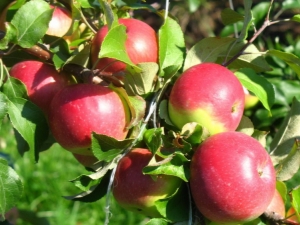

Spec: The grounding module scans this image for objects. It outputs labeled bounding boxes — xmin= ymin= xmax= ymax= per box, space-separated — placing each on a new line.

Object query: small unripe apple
xmin=243 ymin=86 xmax=259 ymax=110
xmin=168 ymin=63 xmax=245 ymax=135
xmin=113 ymin=148 xmax=182 ymax=218
xmin=46 ymin=5 xmax=72 ymax=37
xmin=48 ymin=83 xmax=130 ymax=155
xmin=190 ymin=131 xmax=276 ymax=224
xmin=9 ymin=60 xmax=70 ymax=113
xmin=90 ymin=18 xmax=158 ymax=74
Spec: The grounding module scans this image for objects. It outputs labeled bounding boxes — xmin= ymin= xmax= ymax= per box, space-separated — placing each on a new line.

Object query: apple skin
xmin=48 ymin=83 xmax=130 ymax=155
xmin=73 ymin=153 xmax=98 ymax=167
xmin=46 ymin=5 xmax=72 ymax=37
xmin=112 ymin=148 xmax=182 ymax=218
xmin=9 ymin=60 xmax=70 ymax=113
xmin=190 ymin=131 xmax=276 ymax=224
xmin=243 ymin=86 xmax=259 ymax=110
xmin=168 ymin=63 xmax=245 ymax=135
xmin=90 ymin=18 xmax=158 ymax=74
xmin=264 ymin=189 xmax=286 ymax=219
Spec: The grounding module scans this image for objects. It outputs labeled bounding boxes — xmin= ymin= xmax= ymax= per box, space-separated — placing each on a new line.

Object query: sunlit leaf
xmin=143 ymin=128 xmax=163 ymax=154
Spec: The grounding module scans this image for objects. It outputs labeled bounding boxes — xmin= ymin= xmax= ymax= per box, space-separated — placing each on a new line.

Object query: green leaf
xmin=0 ymin=158 xmax=23 ymax=217
xmin=234 ymin=68 xmax=275 ymax=113
xmin=188 ymin=0 xmax=201 ymax=12
xmin=221 ymin=8 xmax=244 ymax=25
xmin=143 ymin=152 xmax=190 ymax=182
xmin=143 ymin=128 xmax=163 ymax=154
xmin=10 ymin=0 xmax=53 ymax=48
xmin=180 ymin=122 xmax=209 ymax=146
xmin=7 ymin=97 xmax=49 ymax=162
xmin=183 ymin=37 xmax=237 ymax=71
xmin=291 ymin=186 xmax=300 ymax=215
xmin=266 ymin=49 xmax=300 ymax=79
xmin=70 ymin=155 xmax=120 ymax=192
xmin=276 ymin=180 xmax=287 ymax=204
xmin=251 ymin=129 xmax=268 ymax=148
xmin=155 ymin=184 xmax=189 ymax=222
xmin=236 ymin=115 xmax=254 ymax=136
xmin=276 ymin=140 xmax=300 ymax=181
xmin=91 ymin=132 xmax=133 ymax=162
xmin=99 ymin=0 xmax=118 ymax=29
xmin=98 ymin=24 xmax=140 ymax=72
xmin=270 ymin=98 xmax=300 ymax=164
xmin=0 ymin=92 xmax=8 ymax=128
xmin=2 ymin=76 xmax=28 ymax=100
xmin=159 ymin=17 xmax=185 ymax=78
xmin=158 ymin=100 xmax=173 ymax=126
xmin=125 ymin=62 xmax=159 ymax=96
xmin=238 ymin=0 xmax=253 ymax=41
xmin=283 ymin=0 xmax=300 ymax=10
xmin=145 ymin=218 xmax=170 ymax=225
xmin=0 ymin=23 xmax=17 ymax=50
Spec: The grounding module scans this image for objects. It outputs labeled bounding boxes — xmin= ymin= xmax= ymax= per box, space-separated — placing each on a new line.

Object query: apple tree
xmin=0 ymin=0 xmax=300 ymax=224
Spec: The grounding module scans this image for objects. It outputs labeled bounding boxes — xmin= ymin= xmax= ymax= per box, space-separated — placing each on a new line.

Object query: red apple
xmin=190 ymin=131 xmax=276 ymax=224
xmin=9 ymin=60 xmax=70 ymax=113
xmin=112 ymin=148 xmax=182 ymax=218
xmin=90 ymin=18 xmax=158 ymax=74
xmin=46 ymin=5 xmax=72 ymax=37
xmin=73 ymin=153 xmax=98 ymax=167
xmin=168 ymin=63 xmax=245 ymax=135
xmin=264 ymin=189 xmax=286 ymax=219
xmin=48 ymin=83 xmax=130 ymax=155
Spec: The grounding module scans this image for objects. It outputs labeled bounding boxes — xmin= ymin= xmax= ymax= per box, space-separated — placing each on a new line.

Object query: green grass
xmin=0 ymin=118 xmax=147 ymax=225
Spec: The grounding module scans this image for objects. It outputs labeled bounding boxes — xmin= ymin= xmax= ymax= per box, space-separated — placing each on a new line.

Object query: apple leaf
xmin=221 ymin=8 xmax=244 ymax=25
xmin=1 ymin=76 xmax=28 ymax=100
xmin=145 ymin=218 xmax=170 ymax=225
xmin=143 ymin=128 xmax=163 ymax=155
xmin=143 ymin=152 xmax=190 ymax=182
xmin=291 ymin=14 xmax=300 ymax=23
xmin=290 ymin=186 xmax=300 ymax=216
xmin=65 ymin=43 xmax=93 ymax=68
xmin=125 ymin=62 xmax=159 ymax=96
xmin=158 ymin=100 xmax=173 ymax=126
xmin=158 ymin=17 xmax=185 ymax=79
xmin=266 ymin=49 xmax=300 ymax=79
xmin=0 ymin=92 xmax=8 ymax=129
xmin=236 ymin=115 xmax=254 ymax=136
xmin=276 ymin=180 xmax=287 ymax=204
xmin=234 ymin=68 xmax=275 ymax=113
xmin=155 ymin=184 xmax=189 ymax=222
xmin=10 ymin=0 xmax=53 ymax=48
xmin=180 ymin=122 xmax=209 ymax=146
xmin=275 ymin=140 xmax=300 ymax=181
xmin=270 ymin=98 xmax=300 ymax=164
xmin=110 ymin=85 xmax=146 ymax=129
xmin=238 ymin=0 xmax=253 ymax=41
xmin=0 ymin=158 xmax=23 ymax=218
xmin=70 ymin=155 xmax=121 ymax=192
xmin=251 ymin=129 xmax=268 ymax=148
xmin=64 ymin=171 xmax=111 ymax=203
xmin=7 ymin=97 xmax=49 ymax=162
xmin=98 ymin=24 xmax=141 ymax=72
xmin=183 ymin=37 xmax=237 ymax=71
xmin=0 ymin=23 xmax=18 ymax=50
xmin=91 ymin=132 xmax=133 ymax=162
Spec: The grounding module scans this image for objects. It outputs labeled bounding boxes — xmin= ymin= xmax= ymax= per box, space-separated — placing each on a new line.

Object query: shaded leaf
xmin=234 ymin=68 xmax=275 ymax=113
xmin=10 ymin=0 xmax=53 ymax=48
xmin=221 ymin=8 xmax=244 ymax=25
xmin=158 ymin=100 xmax=173 ymax=125
xmin=251 ymin=129 xmax=268 ymax=148
xmin=2 ymin=76 xmax=28 ymax=100
xmin=236 ymin=115 xmax=254 ymax=136
xmin=143 ymin=128 xmax=163 ymax=154
xmin=238 ymin=0 xmax=253 ymax=41
xmin=0 ymin=92 xmax=8 ymax=128
xmin=180 ymin=122 xmax=209 ymax=146
xmin=159 ymin=17 xmax=185 ymax=78
xmin=0 ymin=158 xmax=23 ymax=217
xmin=270 ymin=98 xmax=300 ymax=164
xmin=276 ymin=140 xmax=300 ymax=181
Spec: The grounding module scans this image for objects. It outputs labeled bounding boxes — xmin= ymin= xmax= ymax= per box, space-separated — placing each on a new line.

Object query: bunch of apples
xmin=7 ymin=3 xmax=288 ymax=225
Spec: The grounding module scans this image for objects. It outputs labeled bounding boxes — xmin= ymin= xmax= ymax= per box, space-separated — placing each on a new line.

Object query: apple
xmin=190 ymin=131 xmax=276 ymax=224
xmin=90 ymin=18 xmax=158 ymax=74
xmin=9 ymin=60 xmax=70 ymax=113
xmin=112 ymin=148 xmax=182 ymax=218
xmin=243 ymin=86 xmax=259 ymax=110
xmin=73 ymin=153 xmax=98 ymax=167
xmin=48 ymin=83 xmax=130 ymax=155
xmin=168 ymin=63 xmax=245 ymax=135
xmin=264 ymin=189 xmax=286 ymax=219
xmin=46 ymin=5 xmax=72 ymax=37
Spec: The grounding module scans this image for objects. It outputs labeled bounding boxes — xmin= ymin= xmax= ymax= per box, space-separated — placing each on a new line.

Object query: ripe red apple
xmin=48 ymin=83 xmax=130 ymax=155
xmin=264 ymin=189 xmax=286 ymax=219
xmin=113 ymin=148 xmax=182 ymax=218
xmin=190 ymin=131 xmax=276 ymax=224
xmin=90 ymin=18 xmax=158 ymax=74
xmin=46 ymin=5 xmax=72 ymax=37
xmin=72 ymin=153 xmax=98 ymax=167
xmin=9 ymin=60 xmax=70 ymax=113
xmin=168 ymin=63 xmax=245 ymax=135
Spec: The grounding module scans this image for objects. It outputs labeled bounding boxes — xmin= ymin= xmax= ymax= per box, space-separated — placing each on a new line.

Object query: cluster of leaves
xmin=0 ymin=0 xmax=300 ymax=224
